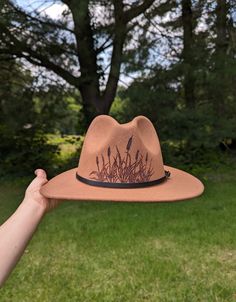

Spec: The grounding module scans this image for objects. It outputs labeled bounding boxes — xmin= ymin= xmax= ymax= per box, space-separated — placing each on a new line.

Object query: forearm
xmin=0 ymin=199 xmax=46 ymax=287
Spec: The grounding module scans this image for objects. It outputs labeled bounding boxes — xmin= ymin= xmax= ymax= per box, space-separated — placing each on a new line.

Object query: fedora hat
xmin=40 ymin=115 xmax=204 ymax=202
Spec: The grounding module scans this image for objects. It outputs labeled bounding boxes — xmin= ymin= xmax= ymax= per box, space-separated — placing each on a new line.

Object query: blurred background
xmin=0 ymin=0 xmax=236 ymax=177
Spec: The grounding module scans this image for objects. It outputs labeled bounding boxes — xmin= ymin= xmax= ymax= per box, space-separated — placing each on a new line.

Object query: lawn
xmin=0 ymin=167 xmax=236 ymax=302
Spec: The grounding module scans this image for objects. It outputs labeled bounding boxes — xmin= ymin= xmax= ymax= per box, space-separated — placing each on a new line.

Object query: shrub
xmin=0 ymin=127 xmax=59 ymax=177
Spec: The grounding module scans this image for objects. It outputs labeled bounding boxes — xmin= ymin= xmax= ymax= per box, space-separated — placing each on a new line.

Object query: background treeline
xmin=0 ymin=0 xmax=236 ymax=176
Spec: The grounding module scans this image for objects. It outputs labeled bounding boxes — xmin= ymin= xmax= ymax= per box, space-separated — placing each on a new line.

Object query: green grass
xmin=0 ymin=168 xmax=236 ymax=302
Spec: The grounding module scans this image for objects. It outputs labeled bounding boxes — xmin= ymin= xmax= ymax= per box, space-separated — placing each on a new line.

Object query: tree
xmin=182 ymin=0 xmax=195 ymax=108
xmin=0 ymin=0 xmax=161 ymax=125
xmin=0 ymin=59 xmax=35 ymax=131
xmin=213 ymin=0 xmax=229 ymax=115
xmin=0 ymin=59 xmax=60 ymax=176
xmin=112 ymin=0 xmax=236 ymax=161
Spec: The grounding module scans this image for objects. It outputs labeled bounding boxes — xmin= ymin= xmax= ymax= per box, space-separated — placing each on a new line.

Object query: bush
xmin=0 ymin=127 xmax=59 ymax=177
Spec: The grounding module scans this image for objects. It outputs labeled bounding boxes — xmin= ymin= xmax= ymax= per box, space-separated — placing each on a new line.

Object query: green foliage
xmin=111 ymin=74 xmax=236 ymax=168
xmin=0 ymin=127 xmax=59 ymax=177
xmin=33 ymin=87 xmax=82 ymax=135
xmin=110 ymin=70 xmax=176 ymax=123
xmin=0 ymin=61 xmax=73 ymax=176
xmin=46 ymin=134 xmax=84 ymax=177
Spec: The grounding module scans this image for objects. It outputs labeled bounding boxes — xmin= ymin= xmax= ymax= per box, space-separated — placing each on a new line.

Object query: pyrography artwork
xmin=89 ymin=135 xmax=154 ymax=183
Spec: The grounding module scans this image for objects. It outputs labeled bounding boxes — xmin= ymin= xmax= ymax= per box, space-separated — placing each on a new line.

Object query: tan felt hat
xmin=40 ymin=115 xmax=204 ymax=202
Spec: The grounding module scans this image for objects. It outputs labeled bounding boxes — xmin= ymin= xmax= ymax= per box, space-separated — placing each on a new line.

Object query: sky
xmin=16 ymin=0 xmax=68 ymax=19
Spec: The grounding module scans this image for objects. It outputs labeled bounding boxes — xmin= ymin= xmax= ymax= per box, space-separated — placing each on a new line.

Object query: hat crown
xmin=77 ymin=115 xmax=165 ymax=183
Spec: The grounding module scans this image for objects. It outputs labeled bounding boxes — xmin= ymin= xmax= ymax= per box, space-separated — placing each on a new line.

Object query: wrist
xmin=22 ymin=198 xmax=47 ymax=217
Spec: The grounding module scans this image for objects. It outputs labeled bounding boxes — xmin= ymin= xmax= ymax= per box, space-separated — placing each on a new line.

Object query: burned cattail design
xmin=126 ymin=135 xmax=133 ymax=151
xmin=96 ymin=156 xmax=99 ymax=171
xmin=107 ymin=146 xmax=111 ymax=158
xmin=89 ymin=135 xmax=154 ymax=183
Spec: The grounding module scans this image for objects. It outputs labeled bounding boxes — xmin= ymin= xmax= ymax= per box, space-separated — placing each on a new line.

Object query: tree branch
xmin=102 ymin=0 xmax=126 ymax=109
xmin=124 ymin=0 xmax=156 ymax=23
xmin=0 ymin=23 xmax=80 ymax=88
xmin=8 ymin=1 xmax=74 ymax=34
xmin=95 ymin=34 xmax=114 ymax=54
xmin=102 ymin=0 xmax=156 ymax=110
xmin=66 ymin=0 xmax=100 ymax=103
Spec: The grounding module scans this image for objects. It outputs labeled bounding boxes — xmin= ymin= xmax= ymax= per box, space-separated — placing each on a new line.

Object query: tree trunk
xmin=80 ymin=100 xmax=99 ymax=130
xmin=214 ymin=0 xmax=228 ymax=116
xmin=182 ymin=0 xmax=195 ymax=108
xmin=79 ymin=88 xmax=110 ymax=128
xmin=68 ymin=0 xmax=126 ymax=125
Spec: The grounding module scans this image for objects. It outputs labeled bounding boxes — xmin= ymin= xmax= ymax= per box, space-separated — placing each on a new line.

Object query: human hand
xmin=23 ymin=169 xmax=60 ymax=213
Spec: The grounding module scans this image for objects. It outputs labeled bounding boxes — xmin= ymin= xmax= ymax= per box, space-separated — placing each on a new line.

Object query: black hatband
xmin=76 ymin=170 xmax=170 ymax=189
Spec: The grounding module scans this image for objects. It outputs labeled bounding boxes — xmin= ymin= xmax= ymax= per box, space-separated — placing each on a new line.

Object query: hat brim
xmin=40 ymin=165 xmax=204 ymax=203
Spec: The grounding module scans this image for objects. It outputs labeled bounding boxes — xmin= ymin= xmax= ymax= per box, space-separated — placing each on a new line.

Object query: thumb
xmin=34 ymin=169 xmax=48 ymax=185
xmin=34 ymin=169 xmax=47 ymax=179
